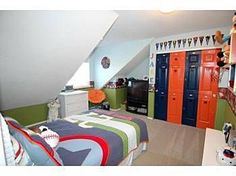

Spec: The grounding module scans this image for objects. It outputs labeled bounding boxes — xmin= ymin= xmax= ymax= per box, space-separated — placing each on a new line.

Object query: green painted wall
xmin=224 ymin=101 xmax=236 ymax=129
xmin=148 ymin=92 xmax=155 ymax=118
xmin=215 ymin=98 xmax=236 ymax=130
xmin=103 ymin=87 xmax=127 ymax=109
xmin=215 ymin=99 xmax=227 ymax=130
xmin=2 ymin=103 xmax=48 ymax=126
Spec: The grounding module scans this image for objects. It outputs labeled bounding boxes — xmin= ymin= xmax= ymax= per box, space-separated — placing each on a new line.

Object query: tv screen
xmin=127 ymin=80 xmax=148 ymax=103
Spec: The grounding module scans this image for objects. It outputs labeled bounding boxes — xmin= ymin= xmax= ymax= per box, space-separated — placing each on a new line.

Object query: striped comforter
xmin=44 ymin=109 xmax=148 ymax=166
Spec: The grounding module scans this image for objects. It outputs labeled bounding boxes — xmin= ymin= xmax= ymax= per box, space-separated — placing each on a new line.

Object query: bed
xmin=1 ymin=109 xmax=148 ymax=166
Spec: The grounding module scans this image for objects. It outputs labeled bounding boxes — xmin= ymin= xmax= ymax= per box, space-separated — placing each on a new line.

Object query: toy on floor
xmin=47 ymin=98 xmax=60 ymax=122
xmin=216 ymin=122 xmax=236 ymax=166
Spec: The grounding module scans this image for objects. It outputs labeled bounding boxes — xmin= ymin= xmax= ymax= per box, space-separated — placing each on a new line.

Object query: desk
xmin=202 ymin=128 xmax=227 ymax=165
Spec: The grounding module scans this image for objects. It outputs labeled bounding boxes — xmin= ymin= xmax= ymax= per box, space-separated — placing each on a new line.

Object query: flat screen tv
xmin=127 ymin=80 xmax=148 ymax=103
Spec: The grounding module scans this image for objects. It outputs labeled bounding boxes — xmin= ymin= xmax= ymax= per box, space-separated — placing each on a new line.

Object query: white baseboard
xmin=26 ymin=120 xmax=47 ymax=128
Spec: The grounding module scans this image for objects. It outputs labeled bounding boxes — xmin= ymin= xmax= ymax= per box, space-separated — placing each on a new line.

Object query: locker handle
xmin=173 ymin=98 xmax=176 ymax=100
xmin=204 ymin=101 xmax=207 ymax=104
xmin=174 ymin=69 xmax=177 ymax=72
xmin=175 ymin=58 xmax=178 ymax=61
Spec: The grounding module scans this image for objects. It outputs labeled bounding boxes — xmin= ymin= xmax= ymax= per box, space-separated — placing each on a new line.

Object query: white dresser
xmin=59 ymin=90 xmax=88 ymax=118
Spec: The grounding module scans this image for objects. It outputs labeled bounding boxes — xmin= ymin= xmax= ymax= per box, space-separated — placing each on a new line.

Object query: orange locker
xmin=167 ymin=92 xmax=183 ymax=124
xmin=197 ymin=92 xmax=218 ymax=129
xmin=168 ymin=66 xmax=185 ymax=93
xmin=201 ymin=49 xmax=221 ymax=66
xmin=199 ymin=66 xmax=219 ymax=93
xmin=197 ymin=49 xmax=220 ymax=129
xmin=167 ymin=51 xmax=186 ymax=124
xmin=169 ymin=52 xmax=186 ymax=66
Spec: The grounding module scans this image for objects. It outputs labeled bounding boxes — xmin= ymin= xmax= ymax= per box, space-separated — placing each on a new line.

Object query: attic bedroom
xmin=0 ymin=10 xmax=236 ymax=168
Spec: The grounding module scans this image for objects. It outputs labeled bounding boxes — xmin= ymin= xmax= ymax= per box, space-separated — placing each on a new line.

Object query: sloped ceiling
xmin=113 ymin=44 xmax=150 ymax=78
xmin=0 ymin=11 xmax=118 ymax=110
xmin=100 ymin=10 xmax=234 ymax=47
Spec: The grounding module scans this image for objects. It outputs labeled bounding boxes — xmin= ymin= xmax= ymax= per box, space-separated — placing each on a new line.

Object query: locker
xmin=199 ymin=66 xmax=219 ymax=93
xmin=182 ymin=92 xmax=199 ymax=126
xmin=196 ymin=49 xmax=220 ymax=129
xmin=182 ymin=51 xmax=201 ymax=127
xmin=170 ymin=52 xmax=186 ymax=66
xmin=184 ymin=65 xmax=200 ymax=91
xmin=154 ymin=53 xmax=169 ymax=120
xmin=168 ymin=66 xmax=185 ymax=93
xmin=155 ymin=91 xmax=168 ymax=121
xmin=167 ymin=92 xmax=183 ymax=124
xmin=197 ymin=92 xmax=218 ymax=129
xmin=201 ymin=49 xmax=221 ymax=66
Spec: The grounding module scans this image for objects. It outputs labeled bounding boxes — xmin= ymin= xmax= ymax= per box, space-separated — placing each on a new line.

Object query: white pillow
xmin=11 ymin=135 xmax=33 ymax=166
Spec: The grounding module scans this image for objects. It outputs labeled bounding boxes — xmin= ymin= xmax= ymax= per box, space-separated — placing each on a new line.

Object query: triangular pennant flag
xmin=187 ymin=38 xmax=192 ymax=47
xmin=155 ymin=43 xmax=159 ymax=50
xmin=160 ymin=42 xmax=163 ymax=50
xmin=173 ymin=40 xmax=176 ymax=48
xmin=168 ymin=41 xmax=172 ymax=49
xmin=212 ymin=35 xmax=216 ymax=45
xmin=164 ymin=42 xmax=168 ymax=50
xmin=182 ymin=39 xmax=187 ymax=48
xmin=193 ymin=37 xmax=198 ymax=46
xmin=199 ymin=36 xmax=204 ymax=46
xmin=177 ymin=39 xmax=182 ymax=48
xmin=205 ymin=36 xmax=210 ymax=45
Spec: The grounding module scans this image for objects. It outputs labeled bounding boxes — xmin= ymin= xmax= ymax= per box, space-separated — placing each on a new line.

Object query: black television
xmin=127 ymin=80 xmax=148 ymax=103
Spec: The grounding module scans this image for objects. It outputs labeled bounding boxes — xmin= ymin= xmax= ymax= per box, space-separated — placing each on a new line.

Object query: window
xmin=66 ymin=62 xmax=90 ymax=89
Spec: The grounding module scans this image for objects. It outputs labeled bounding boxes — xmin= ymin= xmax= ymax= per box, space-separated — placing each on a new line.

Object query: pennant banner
xmin=193 ymin=37 xmax=198 ymax=46
xmin=205 ymin=35 xmax=210 ymax=45
xmin=182 ymin=39 xmax=187 ymax=48
xmin=212 ymin=35 xmax=216 ymax=45
xmin=199 ymin=36 xmax=204 ymax=46
xmin=164 ymin=42 xmax=167 ymax=50
xmin=177 ymin=39 xmax=182 ymax=48
xmin=168 ymin=41 xmax=172 ymax=49
xmin=173 ymin=40 xmax=176 ymax=48
xmin=155 ymin=43 xmax=159 ymax=50
xmin=187 ymin=38 xmax=192 ymax=47
xmin=160 ymin=42 xmax=163 ymax=50
xmin=155 ymin=33 xmax=219 ymax=51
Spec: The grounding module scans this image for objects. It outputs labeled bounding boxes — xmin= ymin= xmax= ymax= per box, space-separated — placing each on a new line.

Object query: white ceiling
xmin=99 ymin=10 xmax=235 ymax=46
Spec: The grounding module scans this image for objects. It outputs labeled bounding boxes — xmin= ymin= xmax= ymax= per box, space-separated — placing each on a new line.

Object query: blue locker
xmin=182 ymin=51 xmax=201 ymax=126
xmin=154 ymin=53 xmax=169 ymax=120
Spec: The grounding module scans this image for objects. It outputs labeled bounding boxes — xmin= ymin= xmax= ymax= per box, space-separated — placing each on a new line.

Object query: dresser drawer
xmin=65 ymin=94 xmax=88 ymax=105
xmin=66 ymin=102 xmax=88 ymax=113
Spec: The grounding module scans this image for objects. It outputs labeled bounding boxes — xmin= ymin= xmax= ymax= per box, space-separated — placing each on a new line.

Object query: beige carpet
xmin=119 ymin=110 xmax=206 ymax=166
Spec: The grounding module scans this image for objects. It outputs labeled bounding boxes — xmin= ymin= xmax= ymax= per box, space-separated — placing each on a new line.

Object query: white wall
xmin=89 ymin=38 xmax=152 ymax=88
xmin=0 ymin=11 xmax=118 ymax=110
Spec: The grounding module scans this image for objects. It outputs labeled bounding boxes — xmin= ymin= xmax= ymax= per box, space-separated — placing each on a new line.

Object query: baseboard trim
xmin=26 ymin=120 xmax=47 ymax=128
